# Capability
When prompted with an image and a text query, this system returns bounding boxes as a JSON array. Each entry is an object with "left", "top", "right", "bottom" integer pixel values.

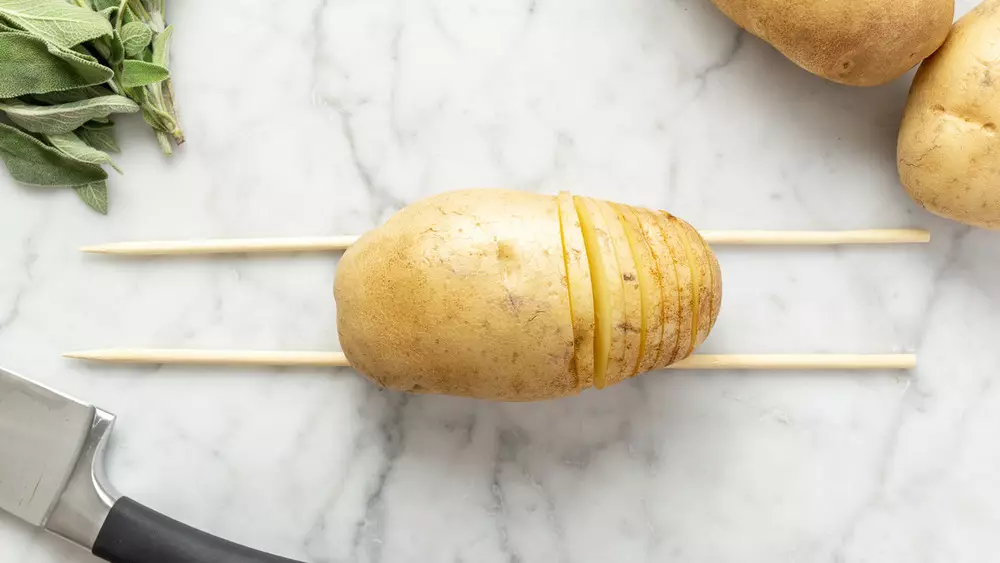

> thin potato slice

[
  {"left": 573, "top": 196, "right": 626, "bottom": 389},
  {"left": 593, "top": 199, "right": 643, "bottom": 386},
  {"left": 655, "top": 211, "right": 694, "bottom": 364},
  {"left": 633, "top": 207, "right": 679, "bottom": 370},
  {"left": 674, "top": 218, "right": 716, "bottom": 351},
  {"left": 557, "top": 191, "right": 596, "bottom": 390},
  {"left": 614, "top": 203, "right": 665, "bottom": 376}
]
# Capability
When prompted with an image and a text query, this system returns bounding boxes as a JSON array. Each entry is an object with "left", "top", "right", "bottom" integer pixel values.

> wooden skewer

[
  {"left": 66, "top": 349, "right": 352, "bottom": 367},
  {"left": 79, "top": 229, "right": 930, "bottom": 256},
  {"left": 80, "top": 236, "right": 361, "bottom": 256},
  {"left": 63, "top": 350, "right": 916, "bottom": 370}
]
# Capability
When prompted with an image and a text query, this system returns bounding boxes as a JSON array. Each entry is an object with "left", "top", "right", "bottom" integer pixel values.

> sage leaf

[
  {"left": 0, "top": 32, "right": 113, "bottom": 97},
  {"left": 0, "top": 0, "right": 112, "bottom": 49},
  {"left": 120, "top": 20, "right": 150, "bottom": 56},
  {"left": 98, "top": 7, "right": 116, "bottom": 20},
  {"left": 74, "top": 180, "right": 108, "bottom": 214},
  {"left": 46, "top": 130, "right": 121, "bottom": 173},
  {"left": 80, "top": 118, "right": 113, "bottom": 130},
  {"left": 0, "top": 122, "right": 106, "bottom": 186},
  {"left": 121, "top": 5, "right": 136, "bottom": 27},
  {"left": 76, "top": 124, "right": 118, "bottom": 153},
  {"left": 109, "top": 28, "right": 123, "bottom": 64},
  {"left": 151, "top": 24, "right": 171, "bottom": 67},
  {"left": 0, "top": 95, "right": 138, "bottom": 134},
  {"left": 28, "top": 84, "right": 114, "bottom": 104},
  {"left": 120, "top": 59, "right": 168, "bottom": 87},
  {"left": 91, "top": 0, "right": 120, "bottom": 11}
]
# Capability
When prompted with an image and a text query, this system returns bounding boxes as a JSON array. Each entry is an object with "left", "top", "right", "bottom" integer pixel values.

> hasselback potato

[{"left": 334, "top": 189, "right": 722, "bottom": 401}]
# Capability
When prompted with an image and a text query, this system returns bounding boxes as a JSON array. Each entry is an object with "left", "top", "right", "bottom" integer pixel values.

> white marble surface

[{"left": 2, "top": 0, "right": 1000, "bottom": 561}]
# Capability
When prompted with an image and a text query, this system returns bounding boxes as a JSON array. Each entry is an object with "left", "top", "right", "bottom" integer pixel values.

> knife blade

[{"left": 0, "top": 366, "right": 305, "bottom": 563}]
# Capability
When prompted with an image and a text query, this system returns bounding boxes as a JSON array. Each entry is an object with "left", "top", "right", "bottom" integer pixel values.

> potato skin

[
  {"left": 712, "top": 0, "right": 954, "bottom": 86},
  {"left": 335, "top": 189, "right": 723, "bottom": 402},
  {"left": 335, "top": 189, "right": 579, "bottom": 402},
  {"left": 898, "top": 0, "right": 1000, "bottom": 229}
]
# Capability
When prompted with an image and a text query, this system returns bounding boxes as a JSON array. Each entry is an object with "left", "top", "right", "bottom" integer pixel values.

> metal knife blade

[
  {"left": 0, "top": 367, "right": 304, "bottom": 563},
  {"left": 0, "top": 367, "right": 96, "bottom": 526}
]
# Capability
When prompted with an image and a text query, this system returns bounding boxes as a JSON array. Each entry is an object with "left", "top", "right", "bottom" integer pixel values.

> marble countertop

[{"left": 3, "top": 0, "right": 999, "bottom": 561}]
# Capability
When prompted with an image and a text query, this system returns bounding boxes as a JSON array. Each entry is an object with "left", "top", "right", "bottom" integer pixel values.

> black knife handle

[{"left": 92, "top": 497, "right": 305, "bottom": 563}]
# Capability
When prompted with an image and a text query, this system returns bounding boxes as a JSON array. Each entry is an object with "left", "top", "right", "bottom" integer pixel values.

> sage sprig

[{"left": 0, "top": 0, "right": 183, "bottom": 214}]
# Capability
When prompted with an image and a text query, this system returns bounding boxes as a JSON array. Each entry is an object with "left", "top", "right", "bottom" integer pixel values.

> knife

[{"left": 0, "top": 366, "right": 306, "bottom": 563}]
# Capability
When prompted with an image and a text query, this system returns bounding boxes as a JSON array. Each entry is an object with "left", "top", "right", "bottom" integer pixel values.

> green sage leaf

[
  {"left": 0, "top": 32, "right": 113, "bottom": 97},
  {"left": 0, "top": 95, "right": 138, "bottom": 134},
  {"left": 28, "top": 84, "right": 114, "bottom": 104},
  {"left": 121, "top": 5, "right": 136, "bottom": 27},
  {"left": 75, "top": 123, "right": 118, "bottom": 153},
  {"left": 0, "top": 122, "right": 106, "bottom": 186},
  {"left": 80, "top": 118, "right": 114, "bottom": 130},
  {"left": 98, "top": 7, "right": 116, "bottom": 20},
  {"left": 74, "top": 180, "right": 108, "bottom": 214},
  {"left": 91, "top": 0, "right": 120, "bottom": 11},
  {"left": 120, "top": 20, "right": 150, "bottom": 57},
  {"left": 151, "top": 24, "right": 171, "bottom": 67},
  {"left": 0, "top": 0, "right": 112, "bottom": 49},
  {"left": 108, "top": 28, "right": 124, "bottom": 64},
  {"left": 46, "top": 130, "right": 120, "bottom": 173},
  {"left": 120, "top": 59, "right": 168, "bottom": 87}
]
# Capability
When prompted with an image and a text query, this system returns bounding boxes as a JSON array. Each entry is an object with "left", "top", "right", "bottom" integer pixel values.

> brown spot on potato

[
  {"left": 623, "top": 273, "right": 636, "bottom": 282},
  {"left": 984, "top": 123, "right": 997, "bottom": 134},
  {"left": 496, "top": 241, "right": 515, "bottom": 261}
]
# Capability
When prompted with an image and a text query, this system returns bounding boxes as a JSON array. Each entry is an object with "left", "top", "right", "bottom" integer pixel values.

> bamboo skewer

[
  {"left": 63, "top": 350, "right": 916, "bottom": 370},
  {"left": 79, "top": 229, "right": 930, "bottom": 256}
]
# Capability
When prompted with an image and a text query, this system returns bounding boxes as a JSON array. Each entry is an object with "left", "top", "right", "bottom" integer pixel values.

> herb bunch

[{"left": 0, "top": 0, "right": 182, "bottom": 214}]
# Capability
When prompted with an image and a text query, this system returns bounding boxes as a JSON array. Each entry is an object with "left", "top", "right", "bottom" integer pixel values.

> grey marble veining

[{"left": 1, "top": 1, "right": 999, "bottom": 562}]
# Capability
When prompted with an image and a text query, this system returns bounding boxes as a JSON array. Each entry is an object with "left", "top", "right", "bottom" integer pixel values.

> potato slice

[
  {"left": 653, "top": 211, "right": 694, "bottom": 364},
  {"left": 557, "top": 191, "right": 595, "bottom": 390},
  {"left": 673, "top": 217, "right": 716, "bottom": 351},
  {"left": 573, "top": 196, "right": 626, "bottom": 389},
  {"left": 592, "top": 199, "right": 642, "bottom": 386},
  {"left": 614, "top": 203, "right": 665, "bottom": 376},
  {"left": 632, "top": 207, "right": 679, "bottom": 370},
  {"left": 703, "top": 229, "right": 723, "bottom": 342}
]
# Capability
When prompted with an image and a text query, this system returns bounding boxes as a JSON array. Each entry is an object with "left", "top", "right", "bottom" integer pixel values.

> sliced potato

[
  {"left": 573, "top": 196, "right": 626, "bottom": 389},
  {"left": 614, "top": 203, "right": 665, "bottom": 376},
  {"left": 335, "top": 188, "right": 725, "bottom": 401},
  {"left": 654, "top": 211, "right": 694, "bottom": 364},
  {"left": 557, "top": 191, "right": 596, "bottom": 390},
  {"left": 674, "top": 218, "right": 718, "bottom": 350},
  {"left": 633, "top": 207, "right": 680, "bottom": 370},
  {"left": 593, "top": 199, "right": 643, "bottom": 386}
]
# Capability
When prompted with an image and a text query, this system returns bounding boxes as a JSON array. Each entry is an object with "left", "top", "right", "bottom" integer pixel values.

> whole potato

[
  {"left": 898, "top": 0, "right": 1000, "bottom": 229},
  {"left": 711, "top": 0, "right": 954, "bottom": 86},
  {"left": 334, "top": 189, "right": 722, "bottom": 402}
]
